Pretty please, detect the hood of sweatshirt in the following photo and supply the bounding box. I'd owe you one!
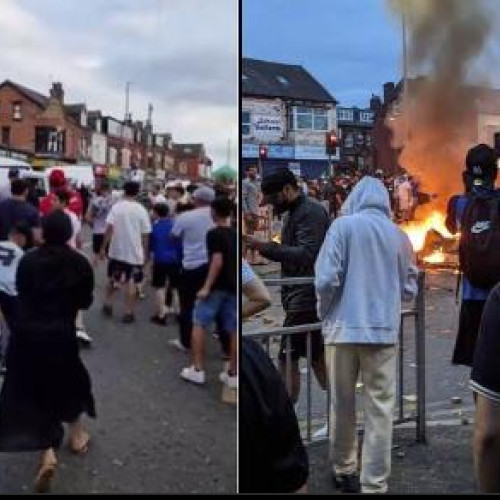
[341,176,392,218]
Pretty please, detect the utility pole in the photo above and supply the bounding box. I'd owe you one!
[402,11,409,144]
[125,81,132,121]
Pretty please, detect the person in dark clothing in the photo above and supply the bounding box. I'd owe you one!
[0,178,40,247]
[240,337,309,493]
[243,168,330,404]
[445,144,500,368]
[0,210,96,493]
[470,283,500,493]
[180,197,237,387]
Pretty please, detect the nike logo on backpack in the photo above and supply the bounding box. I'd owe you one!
[471,221,491,234]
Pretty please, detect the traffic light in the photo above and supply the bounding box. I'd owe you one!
[259,144,268,160]
[326,130,339,156]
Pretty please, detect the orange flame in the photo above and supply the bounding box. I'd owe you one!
[401,211,454,252]
[423,249,446,264]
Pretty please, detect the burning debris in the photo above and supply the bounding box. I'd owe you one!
[401,211,458,266]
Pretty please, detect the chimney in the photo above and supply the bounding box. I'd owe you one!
[383,82,395,104]
[50,82,64,103]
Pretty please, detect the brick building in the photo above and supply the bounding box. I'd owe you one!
[0,80,89,166]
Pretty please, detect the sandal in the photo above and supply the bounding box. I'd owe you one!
[34,458,57,493]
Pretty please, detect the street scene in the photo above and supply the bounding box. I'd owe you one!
[0,0,237,494]
[242,0,500,495]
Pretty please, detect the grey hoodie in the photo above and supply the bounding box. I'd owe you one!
[315,177,418,345]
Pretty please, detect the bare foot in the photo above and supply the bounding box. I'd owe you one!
[34,450,57,493]
[69,428,90,455]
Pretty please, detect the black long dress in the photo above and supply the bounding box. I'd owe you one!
[0,244,96,452]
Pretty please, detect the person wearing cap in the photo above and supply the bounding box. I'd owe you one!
[445,143,500,368]
[0,210,96,493]
[39,169,83,219]
[243,168,330,405]
[0,167,20,202]
[100,181,152,324]
[170,185,216,352]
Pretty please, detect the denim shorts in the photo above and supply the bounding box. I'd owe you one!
[193,290,237,333]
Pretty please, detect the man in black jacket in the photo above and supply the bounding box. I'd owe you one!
[244,168,330,404]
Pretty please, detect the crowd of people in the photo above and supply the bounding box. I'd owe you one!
[241,143,500,494]
[297,169,423,223]
[0,166,237,492]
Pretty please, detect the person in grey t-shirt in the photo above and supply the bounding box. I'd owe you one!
[170,186,215,351]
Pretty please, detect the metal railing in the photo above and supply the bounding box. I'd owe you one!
[242,271,427,446]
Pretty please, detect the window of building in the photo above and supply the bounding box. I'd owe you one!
[1,127,10,145]
[344,133,354,148]
[291,107,329,132]
[12,101,22,121]
[360,111,374,123]
[35,127,65,154]
[242,110,251,136]
[337,109,354,122]
[356,133,365,146]
[108,147,117,165]
[366,133,372,148]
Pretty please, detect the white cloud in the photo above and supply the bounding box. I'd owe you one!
[0,0,238,167]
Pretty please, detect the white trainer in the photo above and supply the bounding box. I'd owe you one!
[168,339,188,352]
[219,371,238,388]
[180,366,206,385]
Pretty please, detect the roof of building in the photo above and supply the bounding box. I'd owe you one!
[242,58,337,104]
[0,79,49,108]
[173,143,205,157]
[65,103,86,114]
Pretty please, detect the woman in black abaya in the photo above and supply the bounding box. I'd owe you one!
[0,209,96,493]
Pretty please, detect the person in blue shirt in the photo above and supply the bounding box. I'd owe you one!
[445,143,500,368]
[149,203,182,325]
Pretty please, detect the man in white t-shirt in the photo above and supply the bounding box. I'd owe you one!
[100,180,152,324]
[170,185,215,351]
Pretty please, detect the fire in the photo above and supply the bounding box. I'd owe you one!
[401,211,454,252]
[423,249,446,264]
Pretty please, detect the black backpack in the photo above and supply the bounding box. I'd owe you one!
[459,193,500,289]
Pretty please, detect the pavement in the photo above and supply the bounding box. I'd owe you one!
[0,241,237,494]
[249,263,480,494]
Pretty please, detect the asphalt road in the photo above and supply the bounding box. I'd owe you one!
[0,244,237,494]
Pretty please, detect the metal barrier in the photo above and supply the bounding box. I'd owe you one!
[242,271,427,446]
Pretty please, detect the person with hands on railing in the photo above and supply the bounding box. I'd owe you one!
[243,167,330,406]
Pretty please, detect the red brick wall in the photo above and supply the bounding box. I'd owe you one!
[0,84,87,162]
[0,85,41,152]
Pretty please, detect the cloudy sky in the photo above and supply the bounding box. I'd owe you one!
[244,0,405,107]
[244,0,500,108]
[0,0,238,167]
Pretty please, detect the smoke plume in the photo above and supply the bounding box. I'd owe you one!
[386,0,497,213]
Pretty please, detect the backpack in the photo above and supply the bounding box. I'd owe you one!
[458,193,500,289]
